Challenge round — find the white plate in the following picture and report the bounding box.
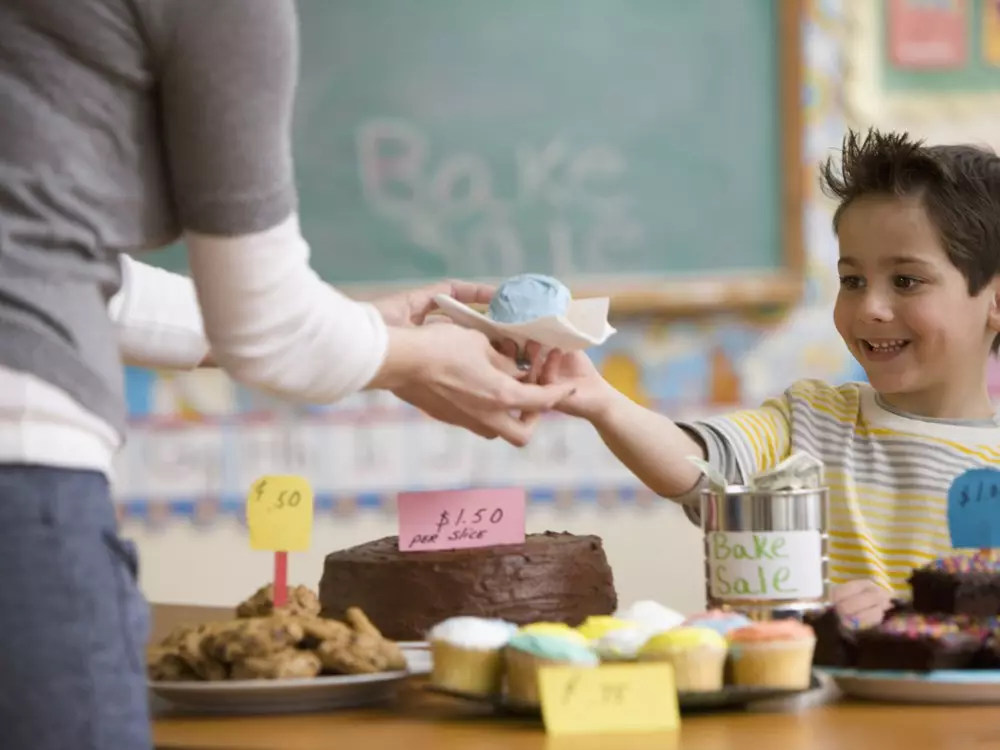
[399,643,432,675]
[823,668,1000,704]
[150,670,409,715]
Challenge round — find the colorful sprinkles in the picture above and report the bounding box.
[924,550,1000,573]
[879,614,997,640]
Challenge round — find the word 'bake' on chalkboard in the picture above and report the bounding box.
[141,0,804,314]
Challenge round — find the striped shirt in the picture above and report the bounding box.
[680,379,1000,596]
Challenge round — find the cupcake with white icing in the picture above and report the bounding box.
[615,600,685,632]
[427,616,518,696]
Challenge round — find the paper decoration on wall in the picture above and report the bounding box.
[887,0,968,70]
[984,0,1000,67]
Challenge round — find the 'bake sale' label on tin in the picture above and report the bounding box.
[707,530,823,600]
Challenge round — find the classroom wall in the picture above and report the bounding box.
[117,1,1000,615]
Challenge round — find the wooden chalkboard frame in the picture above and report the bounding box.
[347,0,806,317]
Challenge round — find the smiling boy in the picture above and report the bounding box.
[533,129,1000,624]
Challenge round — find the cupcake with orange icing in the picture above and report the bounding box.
[727,620,816,689]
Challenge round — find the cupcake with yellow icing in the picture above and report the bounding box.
[427,616,518,696]
[727,620,816,690]
[637,627,727,692]
[575,616,631,642]
[504,633,599,706]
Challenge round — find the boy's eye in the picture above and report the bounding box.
[893,275,922,290]
[838,275,863,290]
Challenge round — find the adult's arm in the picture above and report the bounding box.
[107,254,212,369]
[148,0,389,402]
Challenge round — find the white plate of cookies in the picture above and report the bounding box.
[149,585,413,715]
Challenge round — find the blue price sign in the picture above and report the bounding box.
[947,468,1000,549]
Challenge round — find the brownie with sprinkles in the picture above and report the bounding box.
[855,615,989,672]
[909,553,1000,618]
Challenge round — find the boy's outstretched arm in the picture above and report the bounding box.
[588,384,707,498]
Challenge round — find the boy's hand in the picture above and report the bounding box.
[831,579,893,629]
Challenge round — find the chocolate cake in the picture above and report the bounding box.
[318,531,617,641]
[909,554,1000,617]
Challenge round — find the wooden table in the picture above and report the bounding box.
[153,681,1000,750]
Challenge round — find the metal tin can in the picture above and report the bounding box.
[700,485,830,621]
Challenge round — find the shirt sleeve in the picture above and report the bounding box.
[674,393,793,525]
[107,254,209,369]
[138,0,389,401]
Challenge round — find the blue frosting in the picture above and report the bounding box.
[686,613,752,636]
[506,633,599,665]
[486,274,571,324]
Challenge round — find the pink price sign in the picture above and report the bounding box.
[397,488,527,552]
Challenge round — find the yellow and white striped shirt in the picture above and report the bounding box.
[682,380,1000,596]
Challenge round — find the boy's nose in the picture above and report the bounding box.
[858,291,894,323]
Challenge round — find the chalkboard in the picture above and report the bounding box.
[142,0,803,313]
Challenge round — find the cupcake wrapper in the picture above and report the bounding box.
[638,644,726,692]
[430,641,504,697]
[729,638,816,690]
[504,647,579,706]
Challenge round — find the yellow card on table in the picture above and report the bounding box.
[537,663,679,736]
[246,475,314,552]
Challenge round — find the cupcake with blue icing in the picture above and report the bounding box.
[504,631,599,705]
[427,616,518,696]
[486,274,572,323]
[682,609,752,637]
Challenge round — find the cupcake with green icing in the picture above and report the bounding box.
[503,632,599,706]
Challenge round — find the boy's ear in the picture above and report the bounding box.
[989,277,1000,333]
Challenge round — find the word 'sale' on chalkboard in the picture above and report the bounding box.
[141,0,805,315]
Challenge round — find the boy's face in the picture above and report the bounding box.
[833,195,1000,417]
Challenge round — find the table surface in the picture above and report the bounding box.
[152,680,1000,750]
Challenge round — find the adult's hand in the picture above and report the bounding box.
[370,280,495,327]
[369,324,577,447]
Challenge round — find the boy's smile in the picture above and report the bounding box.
[833,195,999,419]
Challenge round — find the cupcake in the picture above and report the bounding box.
[575,616,631,642]
[518,622,588,644]
[591,624,650,663]
[427,616,517,696]
[682,609,752,637]
[504,633,599,706]
[727,620,816,690]
[615,600,685,632]
[637,627,727,692]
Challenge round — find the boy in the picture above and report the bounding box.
[532,129,1000,626]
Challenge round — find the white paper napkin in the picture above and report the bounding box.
[432,294,616,351]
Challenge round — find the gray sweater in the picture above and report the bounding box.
[0,0,299,434]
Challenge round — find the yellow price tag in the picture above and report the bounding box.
[537,663,679,736]
[246,475,314,552]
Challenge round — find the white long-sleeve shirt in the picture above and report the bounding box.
[0,216,389,475]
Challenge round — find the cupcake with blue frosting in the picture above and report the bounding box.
[504,631,599,705]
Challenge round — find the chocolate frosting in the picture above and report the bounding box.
[318,531,618,641]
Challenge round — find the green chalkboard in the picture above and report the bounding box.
[882,0,1000,92]
[143,0,802,312]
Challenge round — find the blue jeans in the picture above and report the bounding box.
[0,465,152,750]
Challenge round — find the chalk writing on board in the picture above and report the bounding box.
[357,118,645,276]
[708,530,824,600]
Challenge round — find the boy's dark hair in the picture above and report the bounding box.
[820,128,1000,353]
